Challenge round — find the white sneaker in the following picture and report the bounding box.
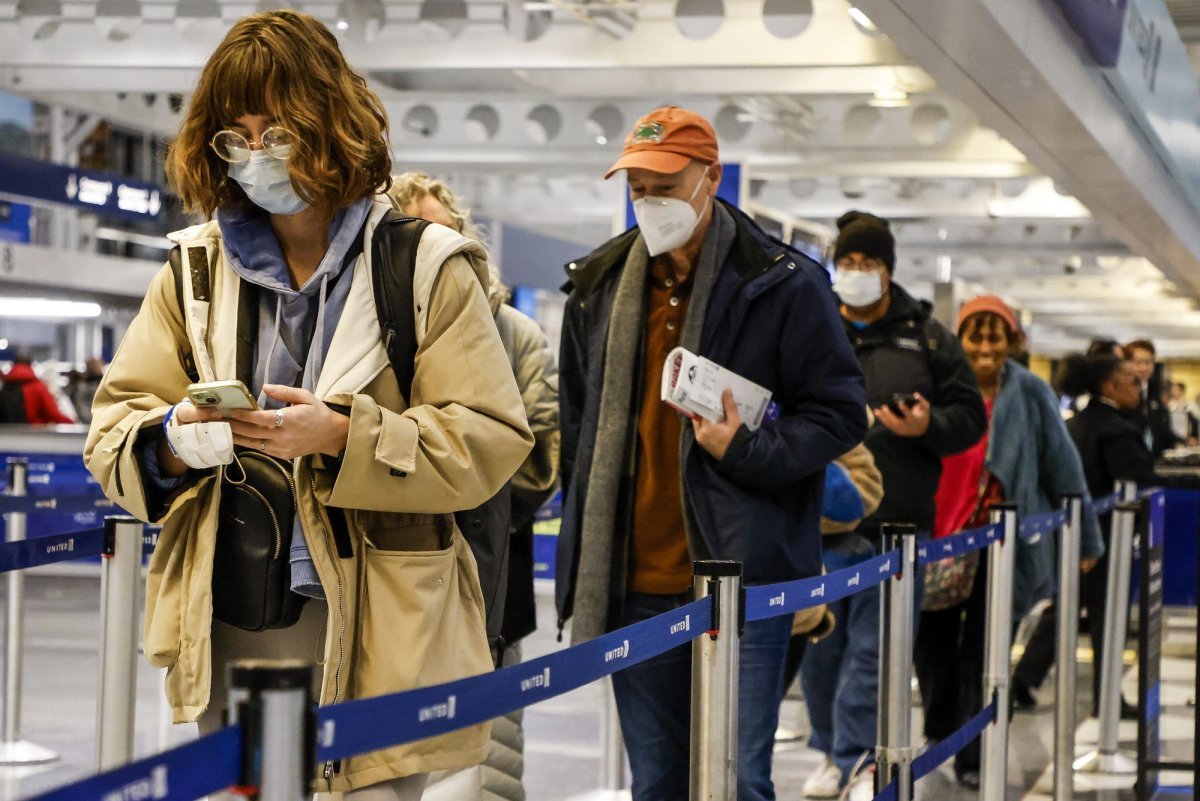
[803,756,842,799]
[841,757,875,801]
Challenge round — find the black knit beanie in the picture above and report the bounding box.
[833,210,896,272]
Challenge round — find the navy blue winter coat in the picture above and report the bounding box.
[555,202,868,627]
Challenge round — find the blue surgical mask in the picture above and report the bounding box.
[228,147,307,215]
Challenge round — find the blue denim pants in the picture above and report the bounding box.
[801,533,923,784]
[610,591,793,801]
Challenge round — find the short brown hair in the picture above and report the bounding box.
[165,10,391,217]
[1125,339,1156,358]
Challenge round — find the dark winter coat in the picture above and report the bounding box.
[556,201,867,627]
[843,283,986,534]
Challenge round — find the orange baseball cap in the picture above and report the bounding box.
[957,295,1020,336]
[604,106,719,179]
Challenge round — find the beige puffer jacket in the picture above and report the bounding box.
[84,198,534,791]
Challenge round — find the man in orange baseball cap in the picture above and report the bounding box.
[556,106,868,801]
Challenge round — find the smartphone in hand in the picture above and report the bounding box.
[187,380,259,413]
[886,392,920,416]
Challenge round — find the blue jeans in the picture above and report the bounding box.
[801,534,924,785]
[801,534,881,784]
[610,592,793,801]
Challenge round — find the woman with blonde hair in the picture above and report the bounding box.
[84,11,532,800]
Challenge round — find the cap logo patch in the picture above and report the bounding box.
[632,121,665,143]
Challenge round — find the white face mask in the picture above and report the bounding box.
[228,146,307,216]
[833,268,885,307]
[632,167,711,257]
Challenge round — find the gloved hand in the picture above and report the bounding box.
[165,401,234,469]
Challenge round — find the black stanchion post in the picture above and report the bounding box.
[96,515,143,770]
[227,660,314,801]
[875,524,917,801]
[980,504,1017,800]
[689,560,741,801]
[0,457,56,765]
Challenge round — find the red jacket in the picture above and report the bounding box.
[3,363,74,424]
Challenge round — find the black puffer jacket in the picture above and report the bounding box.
[844,283,986,533]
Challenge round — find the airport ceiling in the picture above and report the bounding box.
[1,0,1198,356]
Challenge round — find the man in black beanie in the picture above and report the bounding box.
[799,210,985,799]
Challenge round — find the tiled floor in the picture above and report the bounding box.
[0,574,1194,801]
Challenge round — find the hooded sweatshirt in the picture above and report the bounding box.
[216,197,374,597]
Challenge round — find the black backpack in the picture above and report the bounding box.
[0,381,27,423]
[370,212,512,657]
[169,213,512,654]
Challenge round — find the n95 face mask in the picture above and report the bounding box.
[228,147,307,216]
[632,166,711,257]
[833,268,885,308]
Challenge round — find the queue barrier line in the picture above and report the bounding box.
[873,701,999,801]
[917,523,999,567]
[744,551,899,622]
[7,490,1127,801]
[1019,509,1068,543]
[0,494,120,515]
[0,526,106,573]
[316,597,711,763]
[24,726,242,801]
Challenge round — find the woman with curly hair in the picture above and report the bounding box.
[84,11,532,799]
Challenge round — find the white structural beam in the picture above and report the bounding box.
[852,0,1200,296]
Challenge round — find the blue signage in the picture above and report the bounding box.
[0,151,165,222]
[1055,0,1128,67]
[0,201,30,243]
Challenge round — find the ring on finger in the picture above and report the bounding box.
[259,439,267,452]
[273,408,285,429]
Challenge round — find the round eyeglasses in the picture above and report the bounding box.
[209,127,295,163]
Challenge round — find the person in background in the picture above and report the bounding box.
[802,211,985,801]
[389,172,560,801]
[0,354,75,424]
[1124,339,1177,458]
[1012,353,1200,716]
[558,106,867,801]
[68,357,106,424]
[912,296,1103,789]
[776,438,881,749]
[1166,381,1198,444]
[84,12,533,799]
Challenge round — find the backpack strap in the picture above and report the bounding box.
[369,211,432,400]
[168,247,201,384]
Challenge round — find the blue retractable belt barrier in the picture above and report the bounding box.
[1089,493,1118,515]
[23,726,242,801]
[316,598,710,763]
[0,494,120,515]
[1018,509,1067,543]
[917,524,999,567]
[911,701,997,780]
[744,551,899,623]
[0,527,106,573]
[873,701,998,801]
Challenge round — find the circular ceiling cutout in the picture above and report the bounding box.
[910,103,952,145]
[586,105,625,146]
[95,0,142,41]
[788,178,818,199]
[334,0,385,41]
[402,105,439,138]
[762,0,812,39]
[675,0,724,40]
[464,105,500,143]
[525,105,564,144]
[417,0,468,39]
[503,0,552,42]
[16,0,64,40]
[843,104,882,140]
[175,0,220,29]
[714,104,751,142]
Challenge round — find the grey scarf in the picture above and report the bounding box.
[571,204,736,644]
